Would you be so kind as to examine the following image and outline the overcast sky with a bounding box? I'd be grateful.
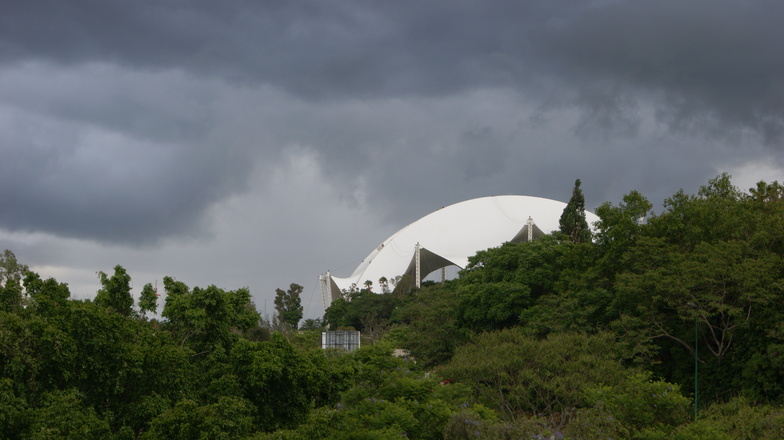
[1,0,782,320]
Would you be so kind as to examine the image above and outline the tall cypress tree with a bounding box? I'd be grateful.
[559,179,591,243]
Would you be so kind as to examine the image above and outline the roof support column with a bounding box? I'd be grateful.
[415,242,421,289]
[320,271,332,312]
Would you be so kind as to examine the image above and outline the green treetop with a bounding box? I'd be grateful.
[274,283,304,329]
[559,179,591,243]
[95,264,134,317]
[0,249,29,313]
[138,282,158,317]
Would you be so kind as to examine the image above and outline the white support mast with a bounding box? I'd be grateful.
[319,271,332,311]
[414,242,421,289]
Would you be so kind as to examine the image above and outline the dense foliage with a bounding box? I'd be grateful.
[1,174,783,439]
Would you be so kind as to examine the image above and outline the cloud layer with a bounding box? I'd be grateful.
[1,0,782,315]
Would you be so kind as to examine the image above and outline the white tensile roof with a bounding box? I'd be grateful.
[322,195,599,303]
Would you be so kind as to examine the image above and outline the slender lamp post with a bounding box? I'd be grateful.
[694,319,699,419]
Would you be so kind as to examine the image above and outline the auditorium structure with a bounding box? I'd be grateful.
[319,195,599,309]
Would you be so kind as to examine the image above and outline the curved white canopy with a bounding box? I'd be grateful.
[321,195,599,306]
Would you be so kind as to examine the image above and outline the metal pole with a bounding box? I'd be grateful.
[415,242,421,289]
[694,319,699,420]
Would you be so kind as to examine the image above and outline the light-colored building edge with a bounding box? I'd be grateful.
[320,195,599,310]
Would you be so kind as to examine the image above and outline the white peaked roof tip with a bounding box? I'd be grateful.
[320,195,599,308]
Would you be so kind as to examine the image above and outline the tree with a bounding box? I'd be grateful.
[602,175,784,403]
[274,283,304,329]
[618,209,783,366]
[0,249,28,313]
[573,372,690,439]
[23,389,113,440]
[300,318,325,331]
[457,282,532,330]
[143,396,256,440]
[0,378,26,438]
[671,397,784,439]
[62,300,138,414]
[592,190,653,284]
[747,179,784,255]
[441,330,631,422]
[323,297,350,330]
[95,265,134,317]
[379,277,390,294]
[23,272,70,316]
[454,236,594,332]
[0,249,27,287]
[391,274,416,297]
[161,277,260,351]
[139,282,158,317]
[559,179,591,243]
[322,289,400,333]
[392,284,468,368]
[594,190,652,249]
[229,335,351,430]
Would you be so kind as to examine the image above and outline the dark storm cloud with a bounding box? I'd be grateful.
[0,63,254,244]
[1,0,782,246]
[0,128,251,243]
[3,0,780,141]
[0,63,215,144]
[0,0,554,96]
[457,127,510,180]
[534,0,784,145]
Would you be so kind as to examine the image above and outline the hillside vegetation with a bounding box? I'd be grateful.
[2,173,784,439]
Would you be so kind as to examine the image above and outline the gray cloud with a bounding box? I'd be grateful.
[2,1,545,97]
[4,1,779,120]
[0,0,782,313]
[2,1,780,145]
[534,0,784,144]
[0,65,253,244]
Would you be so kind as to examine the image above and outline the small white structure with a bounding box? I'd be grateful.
[320,195,599,309]
[322,331,361,352]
